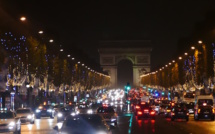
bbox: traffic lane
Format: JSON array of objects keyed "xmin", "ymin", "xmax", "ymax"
[
  {"xmin": 166, "ymin": 114, "xmax": 215, "ymax": 134},
  {"xmin": 131, "ymin": 115, "xmax": 189, "ymax": 134},
  {"xmin": 21, "ymin": 117, "xmax": 57, "ymax": 134},
  {"xmin": 112, "ymin": 115, "xmax": 131, "ymax": 134}
]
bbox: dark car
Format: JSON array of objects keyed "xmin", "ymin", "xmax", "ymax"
[
  {"xmin": 171, "ymin": 103, "xmax": 189, "ymax": 121},
  {"xmin": 0, "ymin": 109, "xmax": 21, "ymax": 134},
  {"xmin": 35, "ymin": 105, "xmax": 55, "ymax": 119},
  {"xmin": 194, "ymin": 99, "xmax": 214, "ymax": 121},
  {"xmin": 136, "ymin": 103, "xmax": 156, "ymax": 120},
  {"xmin": 186, "ymin": 102, "xmax": 194, "ymax": 114},
  {"xmin": 57, "ymin": 107, "xmax": 77, "ymax": 122},
  {"xmin": 97, "ymin": 106, "xmax": 118, "ymax": 125},
  {"xmin": 77, "ymin": 103, "xmax": 92, "ymax": 114},
  {"xmin": 164, "ymin": 105, "xmax": 173, "ymax": 118},
  {"xmin": 54, "ymin": 114, "xmax": 113, "ymax": 134}
]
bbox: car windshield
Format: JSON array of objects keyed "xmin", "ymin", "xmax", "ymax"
[
  {"xmin": 184, "ymin": 93, "xmax": 194, "ymax": 98},
  {"xmin": 65, "ymin": 114, "xmax": 104, "ymax": 128},
  {"xmin": 175, "ymin": 103, "xmax": 187, "ymax": 108},
  {"xmin": 0, "ymin": 112, "xmax": 14, "ymax": 119},
  {"xmin": 60, "ymin": 107, "xmax": 70, "ymax": 112},
  {"xmin": 161, "ymin": 100, "xmax": 170, "ymax": 104},
  {"xmin": 97, "ymin": 107, "xmax": 114, "ymax": 113},
  {"xmin": 16, "ymin": 109, "xmax": 31, "ymax": 113},
  {"xmin": 198, "ymin": 99, "xmax": 213, "ymax": 106}
]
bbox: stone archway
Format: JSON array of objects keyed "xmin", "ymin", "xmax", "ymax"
[{"xmin": 98, "ymin": 40, "xmax": 152, "ymax": 88}]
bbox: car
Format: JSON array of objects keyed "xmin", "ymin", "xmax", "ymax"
[
  {"xmin": 35, "ymin": 105, "xmax": 55, "ymax": 119},
  {"xmin": 57, "ymin": 106, "xmax": 77, "ymax": 122},
  {"xmin": 0, "ymin": 108, "xmax": 21, "ymax": 134},
  {"xmin": 97, "ymin": 106, "xmax": 118, "ymax": 125},
  {"xmin": 133, "ymin": 101, "xmax": 147, "ymax": 115},
  {"xmin": 16, "ymin": 107, "xmax": 35, "ymax": 124},
  {"xmin": 171, "ymin": 103, "xmax": 189, "ymax": 121},
  {"xmin": 135, "ymin": 102, "xmax": 156, "ymax": 120},
  {"xmin": 158, "ymin": 100, "xmax": 171, "ymax": 115},
  {"xmin": 53, "ymin": 114, "xmax": 114, "ymax": 134},
  {"xmin": 154, "ymin": 102, "xmax": 160, "ymax": 113},
  {"xmin": 77, "ymin": 102, "xmax": 92, "ymax": 114},
  {"xmin": 194, "ymin": 95, "xmax": 215, "ymax": 121},
  {"xmin": 186, "ymin": 102, "xmax": 194, "ymax": 114},
  {"xmin": 164, "ymin": 105, "xmax": 173, "ymax": 118}
]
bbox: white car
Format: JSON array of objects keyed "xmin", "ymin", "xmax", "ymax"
[
  {"xmin": 16, "ymin": 108, "xmax": 35, "ymax": 124},
  {"xmin": 0, "ymin": 109, "xmax": 21, "ymax": 134}
]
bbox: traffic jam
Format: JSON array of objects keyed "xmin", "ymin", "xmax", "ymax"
[
  {"xmin": 0, "ymin": 89, "xmax": 125, "ymax": 134},
  {"xmin": 0, "ymin": 87, "xmax": 215, "ymax": 133},
  {"xmin": 127, "ymin": 87, "xmax": 215, "ymax": 122}
]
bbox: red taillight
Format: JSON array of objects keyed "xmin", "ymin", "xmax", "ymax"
[
  {"xmin": 137, "ymin": 111, "xmax": 143, "ymax": 115},
  {"xmin": 136, "ymin": 105, "xmax": 140, "ymax": 109},
  {"xmin": 150, "ymin": 111, "xmax": 155, "ymax": 115}
]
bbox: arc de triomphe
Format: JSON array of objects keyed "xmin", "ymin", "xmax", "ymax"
[{"xmin": 98, "ymin": 40, "xmax": 152, "ymax": 88}]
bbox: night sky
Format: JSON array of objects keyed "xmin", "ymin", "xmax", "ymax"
[{"xmin": 1, "ymin": 0, "xmax": 215, "ymax": 71}]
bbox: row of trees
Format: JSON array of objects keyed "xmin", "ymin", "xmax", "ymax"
[
  {"xmin": 0, "ymin": 31, "xmax": 110, "ymax": 94},
  {"xmin": 141, "ymin": 41, "xmax": 214, "ymax": 88}
]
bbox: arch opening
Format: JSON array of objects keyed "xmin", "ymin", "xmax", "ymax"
[{"xmin": 117, "ymin": 59, "xmax": 133, "ymax": 88}]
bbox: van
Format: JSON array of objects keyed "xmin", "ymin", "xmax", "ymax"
[{"xmin": 194, "ymin": 95, "xmax": 215, "ymax": 121}]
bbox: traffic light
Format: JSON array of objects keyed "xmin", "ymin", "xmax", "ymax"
[{"xmin": 124, "ymin": 82, "xmax": 131, "ymax": 93}]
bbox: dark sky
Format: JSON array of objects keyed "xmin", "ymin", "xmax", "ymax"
[{"xmin": 2, "ymin": 0, "xmax": 215, "ymax": 71}]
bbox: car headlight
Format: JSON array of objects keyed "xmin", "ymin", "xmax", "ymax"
[
  {"xmin": 9, "ymin": 122, "xmax": 15, "ymax": 127},
  {"xmin": 57, "ymin": 113, "xmax": 63, "ymax": 117},
  {"xmin": 27, "ymin": 115, "xmax": 32, "ymax": 119},
  {"xmin": 36, "ymin": 109, "xmax": 41, "ymax": 113},
  {"xmin": 47, "ymin": 109, "xmax": 52, "ymax": 112},
  {"xmin": 111, "ymin": 118, "xmax": 116, "ymax": 122},
  {"xmin": 71, "ymin": 112, "xmax": 76, "ymax": 116},
  {"xmin": 87, "ymin": 109, "xmax": 93, "ymax": 114}
]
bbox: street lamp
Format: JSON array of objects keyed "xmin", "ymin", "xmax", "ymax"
[
  {"xmin": 191, "ymin": 46, "xmax": 195, "ymax": 50},
  {"xmin": 184, "ymin": 52, "xmax": 188, "ymax": 55},
  {"xmin": 179, "ymin": 57, "xmax": 182, "ymax": 60},
  {"xmin": 38, "ymin": 30, "xmax": 44, "ymax": 34},
  {"xmin": 20, "ymin": 16, "xmax": 26, "ymax": 21},
  {"xmin": 49, "ymin": 39, "xmax": 54, "ymax": 43},
  {"xmin": 198, "ymin": 40, "xmax": 203, "ymax": 44}
]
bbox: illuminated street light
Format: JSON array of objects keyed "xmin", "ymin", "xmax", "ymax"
[
  {"xmin": 49, "ymin": 39, "xmax": 54, "ymax": 43},
  {"xmin": 184, "ymin": 52, "xmax": 188, "ymax": 55},
  {"xmin": 169, "ymin": 63, "xmax": 171, "ymax": 65},
  {"xmin": 38, "ymin": 30, "xmax": 44, "ymax": 34},
  {"xmin": 165, "ymin": 65, "xmax": 168, "ymax": 67},
  {"xmin": 162, "ymin": 67, "xmax": 164, "ymax": 69},
  {"xmin": 20, "ymin": 16, "xmax": 26, "ymax": 21},
  {"xmin": 78, "ymin": 61, "xmax": 80, "ymax": 64},
  {"xmin": 82, "ymin": 64, "xmax": 84, "ymax": 66},
  {"xmin": 72, "ymin": 58, "xmax": 75, "ymax": 60},
  {"xmin": 60, "ymin": 49, "xmax": 63, "ymax": 52},
  {"xmin": 191, "ymin": 46, "xmax": 195, "ymax": 50},
  {"xmin": 67, "ymin": 55, "xmax": 71, "ymax": 57},
  {"xmin": 198, "ymin": 40, "xmax": 203, "ymax": 44},
  {"xmin": 159, "ymin": 68, "xmax": 162, "ymax": 71},
  {"xmin": 172, "ymin": 60, "xmax": 175, "ymax": 63},
  {"xmin": 179, "ymin": 57, "xmax": 182, "ymax": 60}
]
